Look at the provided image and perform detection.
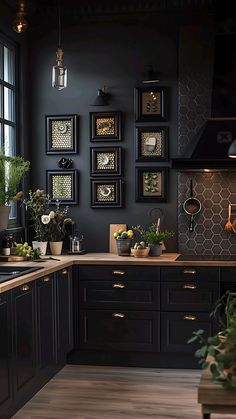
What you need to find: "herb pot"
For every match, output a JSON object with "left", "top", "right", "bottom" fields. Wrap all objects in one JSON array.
[
  {"left": 49, "top": 241, "right": 63, "bottom": 255},
  {"left": 148, "top": 243, "right": 162, "bottom": 257},
  {"left": 32, "top": 241, "right": 48, "bottom": 256}
]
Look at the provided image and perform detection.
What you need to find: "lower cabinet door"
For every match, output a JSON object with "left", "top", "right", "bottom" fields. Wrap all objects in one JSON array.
[
  {"left": 12, "top": 281, "right": 37, "bottom": 396},
  {"left": 36, "top": 275, "right": 55, "bottom": 372},
  {"left": 0, "top": 291, "right": 12, "bottom": 413},
  {"left": 80, "top": 309, "right": 159, "bottom": 352},
  {"left": 161, "top": 312, "right": 215, "bottom": 353}
]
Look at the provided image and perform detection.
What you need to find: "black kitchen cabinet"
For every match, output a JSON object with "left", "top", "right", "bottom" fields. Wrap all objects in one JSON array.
[
  {"left": 36, "top": 274, "right": 56, "bottom": 374},
  {"left": 0, "top": 291, "right": 12, "bottom": 414},
  {"left": 12, "top": 281, "right": 37, "bottom": 399},
  {"left": 56, "top": 267, "right": 74, "bottom": 364}
]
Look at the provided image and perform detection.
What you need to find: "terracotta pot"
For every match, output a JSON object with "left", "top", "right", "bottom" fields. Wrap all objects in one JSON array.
[
  {"left": 32, "top": 241, "right": 48, "bottom": 256},
  {"left": 0, "top": 206, "right": 11, "bottom": 230},
  {"left": 49, "top": 241, "right": 63, "bottom": 255}
]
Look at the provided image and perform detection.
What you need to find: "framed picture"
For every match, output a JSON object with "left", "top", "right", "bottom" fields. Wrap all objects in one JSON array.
[
  {"left": 134, "top": 87, "right": 168, "bottom": 122},
  {"left": 46, "top": 114, "right": 78, "bottom": 154},
  {"left": 90, "top": 146, "right": 122, "bottom": 176},
  {"left": 90, "top": 111, "right": 121, "bottom": 141},
  {"left": 91, "top": 178, "right": 123, "bottom": 208},
  {"left": 46, "top": 170, "right": 78, "bottom": 204},
  {"left": 135, "top": 167, "right": 168, "bottom": 202},
  {"left": 136, "top": 126, "right": 168, "bottom": 162}
]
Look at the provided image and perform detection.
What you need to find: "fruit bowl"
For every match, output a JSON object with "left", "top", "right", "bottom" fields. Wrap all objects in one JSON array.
[{"left": 130, "top": 247, "right": 150, "bottom": 258}]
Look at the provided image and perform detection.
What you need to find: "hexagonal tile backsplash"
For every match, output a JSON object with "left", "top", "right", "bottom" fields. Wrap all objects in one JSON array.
[{"left": 178, "top": 173, "right": 236, "bottom": 255}]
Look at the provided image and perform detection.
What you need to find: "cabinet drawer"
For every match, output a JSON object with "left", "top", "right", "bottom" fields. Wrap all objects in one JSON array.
[
  {"left": 79, "top": 265, "right": 160, "bottom": 281},
  {"left": 161, "top": 312, "right": 216, "bottom": 353},
  {"left": 161, "top": 267, "right": 219, "bottom": 282},
  {"left": 80, "top": 309, "right": 159, "bottom": 352},
  {"left": 79, "top": 280, "right": 160, "bottom": 310},
  {"left": 221, "top": 268, "right": 236, "bottom": 283},
  {"left": 161, "top": 281, "right": 219, "bottom": 312}
]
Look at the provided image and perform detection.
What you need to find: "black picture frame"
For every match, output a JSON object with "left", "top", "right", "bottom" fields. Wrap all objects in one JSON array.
[
  {"left": 136, "top": 126, "right": 169, "bottom": 162},
  {"left": 134, "top": 86, "right": 168, "bottom": 122},
  {"left": 46, "top": 170, "right": 78, "bottom": 204},
  {"left": 90, "top": 146, "right": 122, "bottom": 176},
  {"left": 90, "top": 111, "right": 121, "bottom": 141},
  {"left": 91, "top": 178, "right": 123, "bottom": 208},
  {"left": 46, "top": 114, "right": 78, "bottom": 154},
  {"left": 135, "top": 167, "right": 168, "bottom": 202}
]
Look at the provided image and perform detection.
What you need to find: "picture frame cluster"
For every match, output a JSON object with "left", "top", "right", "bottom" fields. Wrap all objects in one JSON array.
[{"left": 134, "top": 86, "right": 169, "bottom": 202}]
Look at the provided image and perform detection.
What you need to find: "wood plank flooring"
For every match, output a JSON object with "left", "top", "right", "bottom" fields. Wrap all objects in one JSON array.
[{"left": 12, "top": 365, "right": 236, "bottom": 419}]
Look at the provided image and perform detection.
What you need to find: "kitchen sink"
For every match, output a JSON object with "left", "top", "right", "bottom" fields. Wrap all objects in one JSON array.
[{"left": 0, "top": 266, "right": 44, "bottom": 283}]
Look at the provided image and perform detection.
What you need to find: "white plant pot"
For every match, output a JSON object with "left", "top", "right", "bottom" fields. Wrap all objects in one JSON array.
[
  {"left": 0, "top": 205, "right": 11, "bottom": 230},
  {"left": 49, "top": 241, "right": 63, "bottom": 255},
  {"left": 32, "top": 241, "right": 48, "bottom": 256}
]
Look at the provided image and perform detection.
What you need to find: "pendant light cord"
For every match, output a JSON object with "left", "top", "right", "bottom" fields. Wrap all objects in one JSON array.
[{"left": 58, "top": 0, "right": 61, "bottom": 48}]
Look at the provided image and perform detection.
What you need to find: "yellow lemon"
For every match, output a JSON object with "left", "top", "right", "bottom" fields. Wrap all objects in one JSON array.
[
  {"left": 113, "top": 232, "right": 119, "bottom": 238},
  {"left": 118, "top": 229, "right": 124, "bottom": 234},
  {"left": 127, "top": 230, "right": 134, "bottom": 237}
]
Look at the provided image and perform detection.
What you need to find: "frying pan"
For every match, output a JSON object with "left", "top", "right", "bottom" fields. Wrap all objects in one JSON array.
[{"left": 183, "top": 179, "right": 201, "bottom": 232}]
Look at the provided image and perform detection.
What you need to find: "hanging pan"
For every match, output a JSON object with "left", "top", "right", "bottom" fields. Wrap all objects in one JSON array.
[{"left": 183, "top": 179, "right": 201, "bottom": 232}]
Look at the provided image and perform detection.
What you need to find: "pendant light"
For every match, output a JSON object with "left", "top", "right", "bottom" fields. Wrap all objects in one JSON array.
[
  {"left": 12, "top": 0, "right": 29, "bottom": 34},
  {"left": 228, "top": 139, "right": 236, "bottom": 158},
  {"left": 52, "top": 1, "right": 67, "bottom": 90}
]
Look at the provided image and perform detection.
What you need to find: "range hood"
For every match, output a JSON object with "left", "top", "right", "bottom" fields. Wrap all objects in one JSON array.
[{"left": 172, "top": 118, "right": 236, "bottom": 171}]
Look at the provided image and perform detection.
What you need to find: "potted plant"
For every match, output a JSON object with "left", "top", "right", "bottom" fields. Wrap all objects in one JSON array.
[
  {"left": 133, "top": 223, "right": 174, "bottom": 256},
  {"left": 0, "top": 154, "right": 30, "bottom": 230},
  {"left": 188, "top": 291, "right": 236, "bottom": 389},
  {"left": 113, "top": 228, "right": 134, "bottom": 256}
]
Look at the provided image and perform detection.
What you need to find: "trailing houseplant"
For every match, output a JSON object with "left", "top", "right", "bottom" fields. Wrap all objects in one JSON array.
[
  {"left": 133, "top": 223, "right": 174, "bottom": 256},
  {"left": 0, "top": 154, "right": 30, "bottom": 230},
  {"left": 188, "top": 291, "right": 236, "bottom": 389}
]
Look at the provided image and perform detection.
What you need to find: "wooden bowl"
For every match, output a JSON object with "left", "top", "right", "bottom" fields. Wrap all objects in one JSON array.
[{"left": 130, "top": 247, "right": 150, "bottom": 258}]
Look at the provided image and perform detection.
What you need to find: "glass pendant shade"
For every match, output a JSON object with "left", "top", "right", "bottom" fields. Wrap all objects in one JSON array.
[
  {"left": 12, "top": 14, "right": 28, "bottom": 33},
  {"left": 228, "top": 139, "right": 236, "bottom": 158},
  {"left": 52, "top": 47, "right": 67, "bottom": 90}
]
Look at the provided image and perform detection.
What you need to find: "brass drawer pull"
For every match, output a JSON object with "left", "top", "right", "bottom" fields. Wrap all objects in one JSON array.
[
  {"left": 183, "top": 315, "right": 196, "bottom": 321},
  {"left": 183, "top": 269, "right": 197, "bottom": 275},
  {"left": 112, "top": 270, "right": 125, "bottom": 276},
  {"left": 183, "top": 283, "right": 196, "bottom": 290},
  {"left": 43, "top": 276, "right": 50, "bottom": 282},
  {"left": 112, "top": 312, "right": 125, "bottom": 319},
  {"left": 20, "top": 284, "right": 29, "bottom": 292},
  {"left": 112, "top": 283, "right": 125, "bottom": 289},
  {"left": 62, "top": 269, "right": 68, "bottom": 275}
]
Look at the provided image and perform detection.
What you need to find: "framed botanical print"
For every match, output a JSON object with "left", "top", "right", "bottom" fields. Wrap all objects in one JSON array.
[
  {"left": 46, "top": 170, "right": 78, "bottom": 204},
  {"left": 136, "top": 126, "right": 168, "bottom": 162},
  {"left": 46, "top": 114, "right": 78, "bottom": 154},
  {"left": 135, "top": 167, "right": 168, "bottom": 202},
  {"left": 90, "top": 111, "right": 121, "bottom": 141},
  {"left": 90, "top": 146, "right": 122, "bottom": 176},
  {"left": 91, "top": 178, "right": 123, "bottom": 208},
  {"left": 134, "top": 87, "right": 168, "bottom": 122}
]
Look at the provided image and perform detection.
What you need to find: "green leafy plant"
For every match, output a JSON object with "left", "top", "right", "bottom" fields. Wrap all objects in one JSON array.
[
  {"left": 132, "top": 223, "right": 174, "bottom": 245},
  {"left": 188, "top": 292, "right": 236, "bottom": 389},
  {"left": 0, "top": 154, "right": 30, "bottom": 206}
]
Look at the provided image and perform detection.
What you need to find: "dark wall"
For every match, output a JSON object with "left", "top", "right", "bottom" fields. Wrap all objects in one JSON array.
[{"left": 29, "top": 18, "right": 178, "bottom": 252}]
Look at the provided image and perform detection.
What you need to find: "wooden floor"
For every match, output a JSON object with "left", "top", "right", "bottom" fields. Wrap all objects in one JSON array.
[{"left": 13, "top": 365, "right": 236, "bottom": 419}]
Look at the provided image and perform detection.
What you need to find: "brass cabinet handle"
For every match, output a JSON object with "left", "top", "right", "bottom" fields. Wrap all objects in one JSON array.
[
  {"left": 112, "top": 270, "right": 125, "bottom": 276},
  {"left": 183, "top": 315, "right": 197, "bottom": 321},
  {"left": 112, "top": 283, "right": 125, "bottom": 289},
  {"left": 62, "top": 269, "right": 68, "bottom": 275},
  {"left": 20, "top": 284, "right": 29, "bottom": 292},
  {"left": 43, "top": 276, "right": 50, "bottom": 283},
  {"left": 112, "top": 312, "right": 125, "bottom": 319},
  {"left": 183, "top": 283, "right": 197, "bottom": 290},
  {"left": 183, "top": 269, "right": 197, "bottom": 275}
]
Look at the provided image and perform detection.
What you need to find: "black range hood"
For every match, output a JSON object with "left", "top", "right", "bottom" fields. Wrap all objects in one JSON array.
[{"left": 172, "top": 118, "right": 236, "bottom": 171}]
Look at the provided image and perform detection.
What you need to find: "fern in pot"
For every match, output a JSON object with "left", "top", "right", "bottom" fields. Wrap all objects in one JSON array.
[{"left": 0, "top": 154, "right": 30, "bottom": 230}]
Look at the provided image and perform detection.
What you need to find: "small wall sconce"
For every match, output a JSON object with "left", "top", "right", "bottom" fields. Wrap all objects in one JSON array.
[
  {"left": 228, "top": 139, "right": 236, "bottom": 158},
  {"left": 90, "top": 87, "right": 110, "bottom": 106},
  {"left": 142, "top": 65, "right": 160, "bottom": 84}
]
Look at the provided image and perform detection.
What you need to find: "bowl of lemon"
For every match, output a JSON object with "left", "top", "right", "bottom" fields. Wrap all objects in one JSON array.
[{"left": 131, "top": 242, "right": 150, "bottom": 258}]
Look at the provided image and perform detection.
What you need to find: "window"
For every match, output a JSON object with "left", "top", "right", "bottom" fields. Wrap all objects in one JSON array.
[{"left": 0, "top": 34, "right": 17, "bottom": 223}]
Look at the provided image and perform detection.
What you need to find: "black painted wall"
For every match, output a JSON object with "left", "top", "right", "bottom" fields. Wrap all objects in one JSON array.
[{"left": 29, "top": 18, "right": 179, "bottom": 252}]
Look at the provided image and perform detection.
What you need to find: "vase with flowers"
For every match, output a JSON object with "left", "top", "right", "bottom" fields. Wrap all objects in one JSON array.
[
  {"left": 22, "top": 189, "right": 50, "bottom": 255},
  {"left": 41, "top": 201, "right": 73, "bottom": 255}
]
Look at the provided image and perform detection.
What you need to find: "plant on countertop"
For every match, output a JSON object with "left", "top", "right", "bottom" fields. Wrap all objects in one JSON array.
[
  {"left": 41, "top": 200, "right": 73, "bottom": 242},
  {"left": 0, "top": 154, "right": 30, "bottom": 206},
  {"left": 22, "top": 189, "right": 50, "bottom": 241},
  {"left": 132, "top": 223, "right": 174, "bottom": 245},
  {"left": 188, "top": 291, "right": 236, "bottom": 389}
]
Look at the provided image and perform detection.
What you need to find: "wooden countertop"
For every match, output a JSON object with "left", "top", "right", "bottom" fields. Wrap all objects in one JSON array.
[{"left": 0, "top": 252, "right": 236, "bottom": 293}]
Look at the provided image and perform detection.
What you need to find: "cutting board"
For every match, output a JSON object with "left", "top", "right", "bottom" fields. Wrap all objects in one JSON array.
[
  {"left": 0, "top": 255, "right": 30, "bottom": 262},
  {"left": 109, "top": 224, "right": 127, "bottom": 253}
]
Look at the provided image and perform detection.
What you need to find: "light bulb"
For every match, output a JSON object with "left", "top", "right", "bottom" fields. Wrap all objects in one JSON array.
[
  {"left": 52, "top": 48, "right": 67, "bottom": 90},
  {"left": 12, "top": 14, "right": 28, "bottom": 33}
]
